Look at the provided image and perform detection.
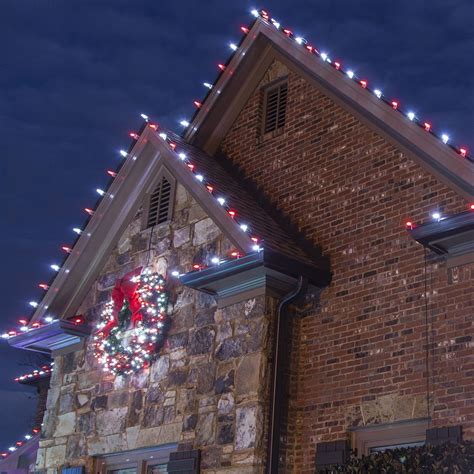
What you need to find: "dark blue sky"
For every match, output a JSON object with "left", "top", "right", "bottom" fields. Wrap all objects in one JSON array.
[{"left": 0, "top": 0, "right": 472, "bottom": 448}]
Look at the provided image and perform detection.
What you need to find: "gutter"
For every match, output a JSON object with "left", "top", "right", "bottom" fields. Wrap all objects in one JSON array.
[{"left": 267, "top": 276, "right": 308, "bottom": 473}]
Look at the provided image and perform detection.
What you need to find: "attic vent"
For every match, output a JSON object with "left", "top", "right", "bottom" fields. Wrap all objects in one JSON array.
[
  {"left": 263, "top": 81, "right": 288, "bottom": 134},
  {"left": 145, "top": 171, "right": 175, "bottom": 228}
]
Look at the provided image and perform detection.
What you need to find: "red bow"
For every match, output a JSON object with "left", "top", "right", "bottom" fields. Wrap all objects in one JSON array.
[{"left": 98, "top": 267, "right": 143, "bottom": 337}]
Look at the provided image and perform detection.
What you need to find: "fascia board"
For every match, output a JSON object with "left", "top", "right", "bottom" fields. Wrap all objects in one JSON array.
[{"left": 30, "top": 127, "right": 163, "bottom": 323}]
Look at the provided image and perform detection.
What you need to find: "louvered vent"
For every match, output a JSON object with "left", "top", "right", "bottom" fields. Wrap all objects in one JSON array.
[
  {"left": 263, "top": 82, "right": 288, "bottom": 134},
  {"left": 146, "top": 175, "right": 173, "bottom": 228}
]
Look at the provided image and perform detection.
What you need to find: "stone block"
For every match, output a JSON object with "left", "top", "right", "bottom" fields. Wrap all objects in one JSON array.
[
  {"left": 136, "top": 423, "right": 182, "bottom": 448},
  {"left": 196, "top": 412, "right": 215, "bottom": 446},
  {"left": 174, "top": 226, "right": 191, "bottom": 247},
  {"left": 150, "top": 355, "right": 169, "bottom": 382},
  {"left": 96, "top": 407, "right": 128, "bottom": 436},
  {"left": 193, "top": 218, "right": 221, "bottom": 245},
  {"left": 54, "top": 412, "right": 76, "bottom": 437},
  {"left": 236, "top": 353, "right": 263, "bottom": 397},
  {"left": 45, "top": 444, "right": 66, "bottom": 468},
  {"left": 189, "top": 326, "right": 215, "bottom": 355},
  {"left": 235, "top": 405, "right": 260, "bottom": 450}
]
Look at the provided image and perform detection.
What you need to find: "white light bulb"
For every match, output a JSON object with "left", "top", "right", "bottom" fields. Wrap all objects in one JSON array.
[
  {"left": 407, "top": 111, "right": 415, "bottom": 121},
  {"left": 8, "top": 447, "right": 16, "bottom": 452},
  {"left": 252, "top": 244, "right": 261, "bottom": 251},
  {"left": 432, "top": 212, "right": 441, "bottom": 221},
  {"left": 44, "top": 316, "right": 54, "bottom": 323},
  {"left": 119, "top": 150, "right": 128, "bottom": 157},
  {"left": 159, "top": 132, "right": 167, "bottom": 140},
  {"left": 320, "top": 52, "right": 328, "bottom": 61},
  {"left": 195, "top": 174, "right": 204, "bottom": 182},
  {"left": 217, "top": 197, "right": 226, "bottom": 206},
  {"left": 229, "top": 43, "right": 238, "bottom": 51},
  {"left": 20, "top": 326, "right": 29, "bottom": 332},
  {"left": 271, "top": 19, "right": 280, "bottom": 29},
  {"left": 73, "top": 227, "right": 82, "bottom": 235},
  {"left": 295, "top": 37, "right": 304, "bottom": 45},
  {"left": 441, "top": 134, "right": 449, "bottom": 144},
  {"left": 140, "top": 113, "right": 149, "bottom": 121},
  {"left": 50, "top": 264, "right": 60, "bottom": 272},
  {"left": 178, "top": 153, "right": 186, "bottom": 160},
  {"left": 180, "top": 120, "right": 190, "bottom": 127},
  {"left": 251, "top": 9, "right": 259, "bottom": 17},
  {"left": 1, "top": 333, "right": 10, "bottom": 339},
  {"left": 347, "top": 70, "right": 354, "bottom": 79},
  {"left": 240, "top": 224, "right": 248, "bottom": 232},
  {"left": 29, "top": 301, "right": 38, "bottom": 308},
  {"left": 96, "top": 188, "right": 105, "bottom": 196},
  {"left": 374, "top": 89, "right": 382, "bottom": 99},
  {"left": 203, "top": 82, "right": 213, "bottom": 89},
  {"left": 171, "top": 271, "right": 180, "bottom": 277},
  {"left": 211, "top": 257, "right": 220, "bottom": 264}
]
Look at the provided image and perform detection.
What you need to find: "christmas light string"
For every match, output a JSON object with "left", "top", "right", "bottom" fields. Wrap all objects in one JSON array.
[
  {"left": 181, "top": 8, "right": 471, "bottom": 161},
  {"left": 14, "top": 363, "right": 53, "bottom": 383},
  {"left": 0, "top": 428, "right": 40, "bottom": 460},
  {"left": 0, "top": 366, "right": 46, "bottom": 459},
  {"left": 1, "top": 8, "right": 473, "bottom": 341}
]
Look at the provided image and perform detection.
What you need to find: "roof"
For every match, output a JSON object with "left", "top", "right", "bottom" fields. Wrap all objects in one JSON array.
[
  {"left": 167, "top": 132, "right": 328, "bottom": 268},
  {"left": 184, "top": 12, "right": 473, "bottom": 199}
]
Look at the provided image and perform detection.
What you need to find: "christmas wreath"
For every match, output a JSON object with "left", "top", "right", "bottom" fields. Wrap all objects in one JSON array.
[{"left": 93, "top": 267, "right": 170, "bottom": 375}]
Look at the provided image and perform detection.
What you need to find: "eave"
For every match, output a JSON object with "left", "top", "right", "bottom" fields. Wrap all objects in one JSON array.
[
  {"left": 9, "top": 319, "right": 92, "bottom": 354},
  {"left": 185, "top": 18, "right": 473, "bottom": 200},
  {"left": 408, "top": 211, "right": 474, "bottom": 267},
  {"left": 180, "top": 248, "right": 331, "bottom": 307}
]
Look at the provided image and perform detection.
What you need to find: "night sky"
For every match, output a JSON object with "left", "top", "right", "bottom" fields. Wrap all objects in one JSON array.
[{"left": 0, "top": 0, "right": 472, "bottom": 448}]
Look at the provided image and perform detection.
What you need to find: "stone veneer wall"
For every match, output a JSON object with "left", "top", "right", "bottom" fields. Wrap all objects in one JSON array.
[{"left": 37, "top": 182, "right": 274, "bottom": 473}]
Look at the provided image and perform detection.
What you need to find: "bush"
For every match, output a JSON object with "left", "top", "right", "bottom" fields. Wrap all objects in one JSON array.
[{"left": 319, "top": 441, "right": 474, "bottom": 473}]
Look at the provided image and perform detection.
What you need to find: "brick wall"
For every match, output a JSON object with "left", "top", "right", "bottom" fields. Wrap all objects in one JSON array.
[{"left": 220, "top": 60, "right": 473, "bottom": 472}]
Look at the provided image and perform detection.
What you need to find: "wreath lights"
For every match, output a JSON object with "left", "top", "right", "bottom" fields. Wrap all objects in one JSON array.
[{"left": 93, "top": 268, "right": 170, "bottom": 376}]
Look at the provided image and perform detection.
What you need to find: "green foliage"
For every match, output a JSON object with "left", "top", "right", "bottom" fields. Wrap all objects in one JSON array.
[{"left": 319, "top": 441, "right": 474, "bottom": 474}]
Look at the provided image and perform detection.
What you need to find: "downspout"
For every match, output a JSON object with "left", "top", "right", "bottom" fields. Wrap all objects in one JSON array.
[{"left": 267, "top": 276, "right": 308, "bottom": 474}]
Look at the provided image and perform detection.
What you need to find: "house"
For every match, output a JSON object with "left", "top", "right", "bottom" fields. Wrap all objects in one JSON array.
[{"left": 5, "top": 9, "right": 473, "bottom": 473}]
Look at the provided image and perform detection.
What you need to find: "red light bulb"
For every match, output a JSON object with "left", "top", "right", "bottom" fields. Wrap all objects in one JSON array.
[
  {"left": 391, "top": 101, "right": 399, "bottom": 110},
  {"left": 193, "top": 101, "right": 202, "bottom": 108},
  {"left": 241, "top": 26, "right": 249, "bottom": 34},
  {"left": 360, "top": 80, "right": 367, "bottom": 88},
  {"left": 61, "top": 245, "right": 72, "bottom": 253},
  {"left": 38, "top": 283, "right": 49, "bottom": 290},
  {"left": 218, "top": 63, "right": 226, "bottom": 71},
  {"left": 129, "top": 132, "right": 139, "bottom": 140},
  {"left": 84, "top": 208, "right": 94, "bottom": 216},
  {"left": 228, "top": 210, "right": 236, "bottom": 218},
  {"left": 206, "top": 185, "right": 214, "bottom": 193},
  {"left": 107, "top": 170, "right": 117, "bottom": 178},
  {"left": 149, "top": 123, "right": 158, "bottom": 130},
  {"left": 424, "top": 122, "right": 431, "bottom": 132},
  {"left": 405, "top": 221, "right": 414, "bottom": 230},
  {"left": 459, "top": 148, "right": 467, "bottom": 157}
]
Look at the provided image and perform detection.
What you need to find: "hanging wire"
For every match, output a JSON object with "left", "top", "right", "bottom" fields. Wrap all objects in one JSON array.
[{"left": 423, "top": 248, "right": 431, "bottom": 422}]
